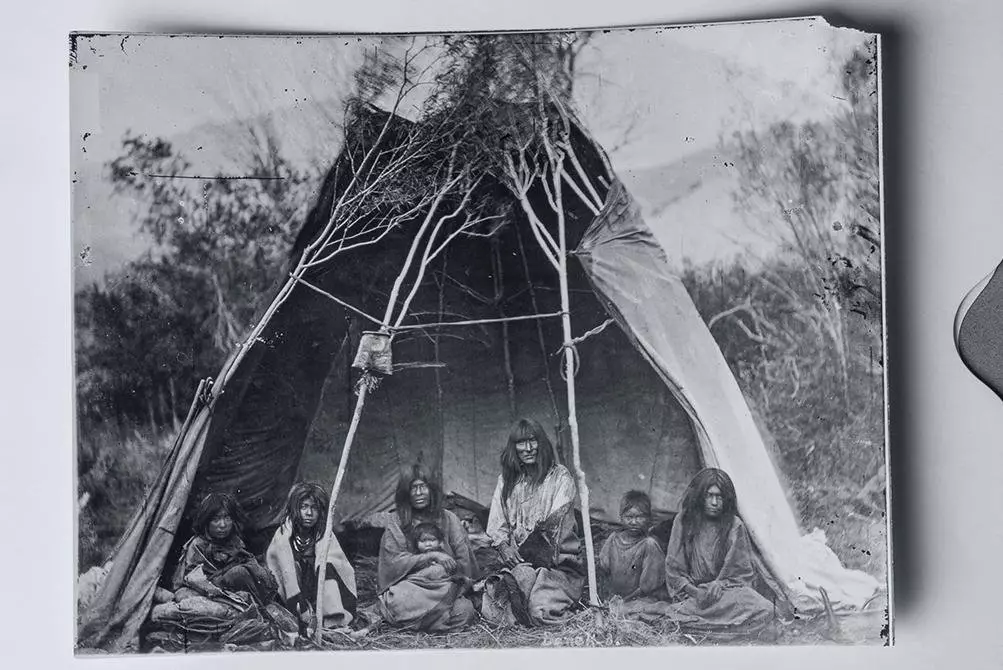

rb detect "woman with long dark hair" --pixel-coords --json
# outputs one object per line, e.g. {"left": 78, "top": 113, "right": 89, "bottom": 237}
{"left": 265, "top": 483, "right": 358, "bottom": 634}
{"left": 171, "top": 492, "right": 278, "bottom": 607}
{"left": 663, "top": 468, "right": 790, "bottom": 641}
{"left": 375, "top": 463, "right": 477, "bottom": 632}
{"left": 481, "top": 418, "right": 583, "bottom": 627}
{"left": 154, "top": 493, "right": 298, "bottom": 648}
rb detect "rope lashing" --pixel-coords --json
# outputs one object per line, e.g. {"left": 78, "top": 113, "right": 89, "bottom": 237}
{"left": 195, "top": 377, "right": 214, "bottom": 406}
{"left": 354, "top": 370, "right": 382, "bottom": 396}
{"left": 553, "top": 317, "right": 616, "bottom": 356}
{"left": 553, "top": 317, "right": 616, "bottom": 380}
{"left": 571, "top": 317, "right": 616, "bottom": 346}
{"left": 559, "top": 344, "right": 581, "bottom": 381}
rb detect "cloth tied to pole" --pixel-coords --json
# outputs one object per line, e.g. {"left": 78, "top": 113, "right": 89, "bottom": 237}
{"left": 352, "top": 331, "right": 394, "bottom": 376}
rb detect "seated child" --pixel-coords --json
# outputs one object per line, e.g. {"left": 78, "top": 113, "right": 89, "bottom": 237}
{"left": 171, "top": 492, "right": 280, "bottom": 609}
{"left": 265, "top": 483, "right": 357, "bottom": 635}
{"left": 598, "top": 491, "right": 668, "bottom": 603}
{"left": 146, "top": 492, "right": 298, "bottom": 650}
{"left": 377, "top": 522, "right": 477, "bottom": 632}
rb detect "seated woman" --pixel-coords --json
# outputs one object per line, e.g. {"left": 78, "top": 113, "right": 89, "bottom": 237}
{"left": 265, "top": 483, "right": 358, "bottom": 634}
{"left": 378, "top": 522, "right": 476, "bottom": 632}
{"left": 171, "top": 492, "right": 279, "bottom": 609}
{"left": 481, "top": 419, "right": 583, "bottom": 627}
{"left": 598, "top": 490, "right": 668, "bottom": 604}
{"left": 153, "top": 492, "right": 299, "bottom": 649}
{"left": 663, "top": 468, "right": 790, "bottom": 642}
{"left": 376, "top": 464, "right": 478, "bottom": 632}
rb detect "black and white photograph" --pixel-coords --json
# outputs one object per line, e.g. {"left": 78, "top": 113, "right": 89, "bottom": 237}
{"left": 71, "top": 18, "right": 889, "bottom": 654}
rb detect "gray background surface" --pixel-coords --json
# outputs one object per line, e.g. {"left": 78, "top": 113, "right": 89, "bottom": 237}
{"left": 3, "top": 0, "right": 1001, "bottom": 667}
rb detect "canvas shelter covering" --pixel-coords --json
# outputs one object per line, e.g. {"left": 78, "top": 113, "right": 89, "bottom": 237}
{"left": 78, "top": 108, "right": 879, "bottom": 653}
{"left": 575, "top": 180, "right": 881, "bottom": 611}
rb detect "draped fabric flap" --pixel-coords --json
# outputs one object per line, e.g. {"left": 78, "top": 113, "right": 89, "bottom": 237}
{"left": 574, "top": 179, "right": 880, "bottom": 612}
{"left": 77, "top": 400, "right": 215, "bottom": 652}
{"left": 77, "top": 268, "right": 347, "bottom": 652}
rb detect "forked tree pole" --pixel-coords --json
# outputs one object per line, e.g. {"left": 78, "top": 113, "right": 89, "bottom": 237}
{"left": 311, "top": 165, "right": 468, "bottom": 641}
{"left": 314, "top": 377, "right": 371, "bottom": 644}
{"left": 555, "top": 183, "right": 600, "bottom": 606}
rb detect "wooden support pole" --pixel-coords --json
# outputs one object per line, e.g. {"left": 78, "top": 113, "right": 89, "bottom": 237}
{"left": 314, "top": 377, "right": 371, "bottom": 644}
{"left": 555, "top": 190, "right": 600, "bottom": 607}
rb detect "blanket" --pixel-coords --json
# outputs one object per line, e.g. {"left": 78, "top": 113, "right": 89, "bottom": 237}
{"left": 265, "top": 520, "right": 357, "bottom": 630}
{"left": 664, "top": 515, "right": 789, "bottom": 640}
{"left": 377, "top": 563, "right": 475, "bottom": 633}
{"left": 482, "top": 464, "right": 584, "bottom": 626}
{"left": 377, "top": 509, "right": 477, "bottom": 589}
{"left": 481, "top": 562, "right": 583, "bottom": 627}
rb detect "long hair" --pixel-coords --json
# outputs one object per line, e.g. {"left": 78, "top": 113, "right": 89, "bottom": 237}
{"left": 394, "top": 463, "right": 442, "bottom": 534}
{"left": 193, "top": 492, "right": 247, "bottom": 542}
{"left": 500, "top": 418, "right": 556, "bottom": 503}
{"left": 677, "top": 468, "right": 738, "bottom": 571}
{"left": 285, "top": 482, "right": 329, "bottom": 539}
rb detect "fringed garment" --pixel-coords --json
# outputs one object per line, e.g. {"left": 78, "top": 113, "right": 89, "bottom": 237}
{"left": 482, "top": 464, "right": 583, "bottom": 627}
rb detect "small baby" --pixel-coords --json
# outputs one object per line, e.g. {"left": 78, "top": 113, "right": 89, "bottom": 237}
{"left": 411, "top": 522, "right": 475, "bottom": 594}
{"left": 416, "top": 522, "right": 445, "bottom": 551}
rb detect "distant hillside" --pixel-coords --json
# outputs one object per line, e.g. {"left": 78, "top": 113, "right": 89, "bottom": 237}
{"left": 621, "top": 142, "right": 777, "bottom": 269}
{"left": 578, "top": 29, "right": 832, "bottom": 174}
{"left": 168, "top": 96, "right": 348, "bottom": 175}
{"left": 621, "top": 144, "right": 736, "bottom": 216}
{"left": 74, "top": 136, "right": 765, "bottom": 287}
{"left": 74, "top": 29, "right": 836, "bottom": 287}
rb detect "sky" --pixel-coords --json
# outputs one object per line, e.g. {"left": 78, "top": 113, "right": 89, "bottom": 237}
{"left": 578, "top": 19, "right": 867, "bottom": 169}
{"left": 70, "top": 19, "right": 872, "bottom": 285}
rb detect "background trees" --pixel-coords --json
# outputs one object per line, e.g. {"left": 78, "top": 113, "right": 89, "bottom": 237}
{"left": 706, "top": 43, "right": 885, "bottom": 555}
{"left": 75, "top": 129, "right": 312, "bottom": 567}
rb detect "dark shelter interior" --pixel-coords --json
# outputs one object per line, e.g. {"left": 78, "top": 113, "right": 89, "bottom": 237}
{"left": 162, "top": 106, "right": 702, "bottom": 581}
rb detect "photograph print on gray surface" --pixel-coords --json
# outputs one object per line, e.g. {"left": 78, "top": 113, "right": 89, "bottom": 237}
{"left": 72, "top": 18, "right": 890, "bottom": 653}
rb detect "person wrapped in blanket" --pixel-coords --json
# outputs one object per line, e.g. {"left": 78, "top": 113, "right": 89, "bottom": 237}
{"left": 481, "top": 418, "right": 584, "bottom": 627}
{"left": 377, "top": 522, "right": 477, "bottom": 632}
{"left": 661, "top": 468, "right": 792, "bottom": 642}
{"left": 265, "top": 483, "right": 358, "bottom": 635}
{"left": 376, "top": 464, "right": 478, "bottom": 632}
{"left": 149, "top": 492, "right": 299, "bottom": 648}
{"left": 597, "top": 490, "right": 668, "bottom": 614}
{"left": 171, "top": 492, "right": 279, "bottom": 606}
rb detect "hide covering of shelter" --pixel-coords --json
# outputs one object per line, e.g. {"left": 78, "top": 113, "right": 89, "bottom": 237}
{"left": 78, "top": 107, "right": 880, "bottom": 653}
